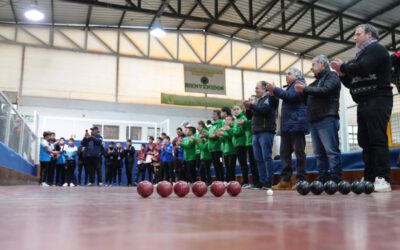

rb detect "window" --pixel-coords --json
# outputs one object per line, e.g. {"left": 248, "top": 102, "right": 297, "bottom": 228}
{"left": 348, "top": 125, "right": 360, "bottom": 151}
{"left": 126, "top": 126, "right": 142, "bottom": 141}
{"left": 147, "top": 127, "right": 160, "bottom": 138}
{"left": 93, "top": 124, "right": 119, "bottom": 140}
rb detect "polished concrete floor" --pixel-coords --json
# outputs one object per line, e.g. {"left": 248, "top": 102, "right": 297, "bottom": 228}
{"left": 0, "top": 186, "right": 399, "bottom": 250}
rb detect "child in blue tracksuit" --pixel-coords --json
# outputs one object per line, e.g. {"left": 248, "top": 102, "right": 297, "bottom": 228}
{"left": 160, "top": 136, "right": 174, "bottom": 182}
{"left": 175, "top": 143, "right": 185, "bottom": 181}
{"left": 63, "top": 138, "right": 78, "bottom": 186}
{"left": 39, "top": 131, "right": 57, "bottom": 186}
{"left": 55, "top": 137, "right": 67, "bottom": 186}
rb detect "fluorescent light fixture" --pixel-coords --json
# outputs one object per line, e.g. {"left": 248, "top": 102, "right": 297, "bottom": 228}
{"left": 150, "top": 27, "right": 166, "bottom": 38}
{"left": 24, "top": 6, "right": 44, "bottom": 21}
{"left": 150, "top": 19, "right": 166, "bottom": 38}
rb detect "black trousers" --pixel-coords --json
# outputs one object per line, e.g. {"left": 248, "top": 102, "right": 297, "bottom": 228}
{"left": 86, "top": 157, "right": 102, "bottom": 184}
{"left": 47, "top": 158, "right": 57, "bottom": 185}
{"left": 200, "top": 159, "right": 212, "bottom": 184}
{"left": 77, "top": 160, "right": 88, "bottom": 185}
{"left": 154, "top": 165, "right": 162, "bottom": 183}
{"left": 146, "top": 163, "right": 154, "bottom": 183}
{"left": 135, "top": 163, "right": 146, "bottom": 183}
{"left": 65, "top": 160, "right": 76, "bottom": 185}
{"left": 56, "top": 164, "right": 66, "bottom": 186}
{"left": 186, "top": 160, "right": 197, "bottom": 183}
{"left": 224, "top": 154, "right": 237, "bottom": 182}
{"left": 105, "top": 161, "right": 113, "bottom": 184}
{"left": 211, "top": 151, "right": 224, "bottom": 181}
{"left": 247, "top": 146, "right": 259, "bottom": 185}
{"left": 279, "top": 131, "right": 307, "bottom": 183}
{"left": 160, "top": 161, "right": 173, "bottom": 182}
{"left": 113, "top": 161, "right": 123, "bottom": 184}
{"left": 175, "top": 159, "right": 186, "bottom": 181}
{"left": 40, "top": 161, "right": 50, "bottom": 184}
{"left": 357, "top": 96, "right": 393, "bottom": 182}
{"left": 236, "top": 147, "right": 249, "bottom": 184}
{"left": 195, "top": 154, "right": 201, "bottom": 179}
{"left": 125, "top": 160, "right": 134, "bottom": 185}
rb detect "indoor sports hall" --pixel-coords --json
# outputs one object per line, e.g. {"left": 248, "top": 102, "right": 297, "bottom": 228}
{"left": 1, "top": 0, "right": 400, "bottom": 249}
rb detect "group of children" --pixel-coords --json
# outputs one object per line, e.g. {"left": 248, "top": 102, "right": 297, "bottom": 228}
{"left": 39, "top": 132, "right": 79, "bottom": 187}
{"left": 39, "top": 131, "right": 136, "bottom": 187}
{"left": 39, "top": 104, "right": 258, "bottom": 188}
{"left": 134, "top": 105, "right": 258, "bottom": 188}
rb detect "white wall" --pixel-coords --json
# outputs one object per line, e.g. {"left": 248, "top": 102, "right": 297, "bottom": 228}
{"left": 0, "top": 44, "right": 22, "bottom": 92}
{"left": 23, "top": 48, "right": 117, "bottom": 102}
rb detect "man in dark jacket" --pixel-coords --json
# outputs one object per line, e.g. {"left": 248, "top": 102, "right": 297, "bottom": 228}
{"left": 268, "top": 67, "right": 309, "bottom": 190}
{"left": 81, "top": 126, "right": 103, "bottom": 186}
{"left": 331, "top": 24, "right": 393, "bottom": 192}
{"left": 244, "top": 81, "right": 279, "bottom": 189}
{"left": 124, "top": 139, "right": 136, "bottom": 186}
{"left": 295, "top": 55, "right": 342, "bottom": 183}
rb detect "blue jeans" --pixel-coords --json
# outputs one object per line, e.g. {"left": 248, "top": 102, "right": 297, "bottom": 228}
{"left": 310, "top": 116, "right": 341, "bottom": 181}
{"left": 252, "top": 132, "right": 275, "bottom": 186}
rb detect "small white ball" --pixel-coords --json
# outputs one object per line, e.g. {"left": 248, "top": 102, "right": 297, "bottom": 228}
{"left": 266, "top": 189, "right": 274, "bottom": 196}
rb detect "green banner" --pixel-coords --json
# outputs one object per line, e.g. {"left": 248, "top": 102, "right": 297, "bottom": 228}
{"left": 161, "top": 93, "right": 242, "bottom": 108}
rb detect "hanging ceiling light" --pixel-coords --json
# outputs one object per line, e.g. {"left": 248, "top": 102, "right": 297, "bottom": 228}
{"left": 150, "top": 20, "right": 166, "bottom": 38}
{"left": 24, "top": 5, "right": 45, "bottom": 22}
{"left": 251, "top": 30, "right": 263, "bottom": 48}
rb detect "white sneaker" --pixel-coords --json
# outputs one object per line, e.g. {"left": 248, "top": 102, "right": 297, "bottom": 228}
{"left": 374, "top": 177, "right": 392, "bottom": 192}
{"left": 41, "top": 182, "right": 49, "bottom": 187}
{"left": 62, "top": 183, "right": 68, "bottom": 187}
{"left": 223, "top": 181, "right": 228, "bottom": 187}
{"left": 87, "top": 183, "right": 93, "bottom": 186}
{"left": 98, "top": 182, "right": 103, "bottom": 186}
{"left": 70, "top": 183, "right": 75, "bottom": 187}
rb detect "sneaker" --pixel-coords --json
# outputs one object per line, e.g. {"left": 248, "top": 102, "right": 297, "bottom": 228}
{"left": 223, "top": 181, "right": 228, "bottom": 187}
{"left": 272, "top": 181, "right": 292, "bottom": 190}
{"left": 70, "top": 183, "right": 75, "bottom": 187}
{"left": 242, "top": 184, "right": 250, "bottom": 189}
{"left": 62, "top": 183, "right": 68, "bottom": 187}
{"left": 374, "top": 177, "right": 392, "bottom": 192}
{"left": 40, "top": 182, "right": 49, "bottom": 187}
{"left": 98, "top": 182, "right": 103, "bottom": 187}
{"left": 87, "top": 183, "right": 93, "bottom": 186}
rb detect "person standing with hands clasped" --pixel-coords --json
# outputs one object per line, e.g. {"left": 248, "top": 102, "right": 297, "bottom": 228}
{"left": 295, "top": 55, "right": 342, "bottom": 184}
{"left": 267, "top": 68, "right": 309, "bottom": 190}
{"left": 243, "top": 81, "right": 278, "bottom": 189}
{"left": 331, "top": 24, "right": 393, "bottom": 192}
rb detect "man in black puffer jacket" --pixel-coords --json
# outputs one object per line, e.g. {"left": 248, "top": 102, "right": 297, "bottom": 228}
{"left": 295, "top": 55, "right": 342, "bottom": 183}
{"left": 81, "top": 126, "right": 104, "bottom": 186}
{"left": 331, "top": 24, "right": 393, "bottom": 192}
{"left": 244, "top": 81, "right": 278, "bottom": 189}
